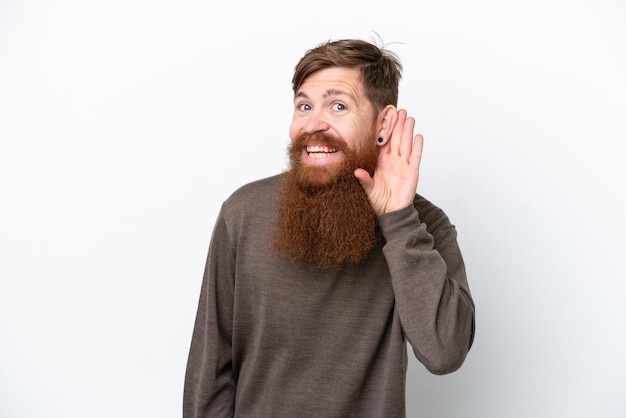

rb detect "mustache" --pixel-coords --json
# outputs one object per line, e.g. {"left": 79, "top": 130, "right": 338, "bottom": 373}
{"left": 291, "top": 132, "right": 349, "bottom": 152}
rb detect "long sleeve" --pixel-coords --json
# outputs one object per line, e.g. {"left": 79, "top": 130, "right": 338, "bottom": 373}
{"left": 183, "top": 176, "right": 475, "bottom": 416}
{"left": 378, "top": 196, "right": 475, "bottom": 375}
{"left": 183, "top": 213, "right": 236, "bottom": 417}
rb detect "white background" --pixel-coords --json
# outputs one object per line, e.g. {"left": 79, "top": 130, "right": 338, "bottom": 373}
{"left": 1, "top": 0, "right": 625, "bottom": 417}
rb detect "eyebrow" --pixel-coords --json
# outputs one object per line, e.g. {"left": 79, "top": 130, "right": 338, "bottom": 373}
{"left": 295, "top": 88, "right": 357, "bottom": 103}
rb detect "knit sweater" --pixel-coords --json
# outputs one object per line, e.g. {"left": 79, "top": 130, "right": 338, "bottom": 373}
{"left": 183, "top": 174, "right": 475, "bottom": 417}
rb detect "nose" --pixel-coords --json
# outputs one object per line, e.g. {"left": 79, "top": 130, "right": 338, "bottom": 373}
{"left": 303, "top": 109, "right": 330, "bottom": 134}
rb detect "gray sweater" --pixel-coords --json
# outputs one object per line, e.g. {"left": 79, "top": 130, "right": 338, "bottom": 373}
{"left": 184, "top": 174, "right": 475, "bottom": 417}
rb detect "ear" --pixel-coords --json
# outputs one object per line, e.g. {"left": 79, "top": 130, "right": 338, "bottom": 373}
{"left": 376, "top": 105, "right": 398, "bottom": 145}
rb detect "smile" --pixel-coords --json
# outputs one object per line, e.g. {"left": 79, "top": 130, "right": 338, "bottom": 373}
{"left": 306, "top": 145, "right": 338, "bottom": 159}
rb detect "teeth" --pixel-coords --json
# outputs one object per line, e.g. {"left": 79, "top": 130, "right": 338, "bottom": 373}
{"left": 309, "top": 152, "right": 331, "bottom": 159}
{"left": 307, "top": 145, "right": 337, "bottom": 154}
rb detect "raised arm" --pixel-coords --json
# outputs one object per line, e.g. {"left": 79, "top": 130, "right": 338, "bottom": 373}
{"left": 358, "top": 109, "right": 475, "bottom": 373}
{"left": 379, "top": 201, "right": 475, "bottom": 374}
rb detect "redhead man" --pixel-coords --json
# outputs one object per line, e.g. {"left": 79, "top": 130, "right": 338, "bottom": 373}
{"left": 184, "top": 38, "right": 475, "bottom": 417}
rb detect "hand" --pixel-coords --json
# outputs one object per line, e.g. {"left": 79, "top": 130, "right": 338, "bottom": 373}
{"left": 354, "top": 109, "right": 423, "bottom": 215}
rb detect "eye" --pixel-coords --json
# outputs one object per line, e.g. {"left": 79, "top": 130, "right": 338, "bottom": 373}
{"left": 332, "top": 103, "right": 347, "bottom": 111}
{"left": 297, "top": 103, "right": 312, "bottom": 111}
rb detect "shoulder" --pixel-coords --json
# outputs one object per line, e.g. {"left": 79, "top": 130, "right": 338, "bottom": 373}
{"left": 225, "top": 173, "right": 283, "bottom": 205}
{"left": 220, "top": 173, "right": 283, "bottom": 220}
{"left": 229, "top": 173, "right": 283, "bottom": 197}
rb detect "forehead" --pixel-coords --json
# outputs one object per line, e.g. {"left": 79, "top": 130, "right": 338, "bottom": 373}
{"left": 296, "top": 67, "right": 364, "bottom": 99}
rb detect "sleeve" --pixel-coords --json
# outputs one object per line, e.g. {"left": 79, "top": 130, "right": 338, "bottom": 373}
{"left": 183, "top": 211, "right": 236, "bottom": 417}
{"left": 378, "top": 200, "right": 475, "bottom": 375}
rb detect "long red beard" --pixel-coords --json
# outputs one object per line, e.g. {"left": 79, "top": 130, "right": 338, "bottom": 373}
{"left": 272, "top": 132, "right": 380, "bottom": 268}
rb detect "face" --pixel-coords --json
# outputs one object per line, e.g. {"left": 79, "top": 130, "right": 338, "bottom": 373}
{"left": 289, "top": 67, "right": 378, "bottom": 186}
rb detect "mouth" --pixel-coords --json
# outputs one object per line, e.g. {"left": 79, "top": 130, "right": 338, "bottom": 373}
{"left": 305, "top": 145, "right": 339, "bottom": 159}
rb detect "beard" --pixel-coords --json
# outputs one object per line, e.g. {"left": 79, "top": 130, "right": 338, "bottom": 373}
{"left": 272, "top": 132, "right": 380, "bottom": 269}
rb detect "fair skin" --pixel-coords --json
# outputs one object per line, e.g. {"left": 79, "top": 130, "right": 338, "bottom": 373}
{"left": 289, "top": 67, "right": 424, "bottom": 215}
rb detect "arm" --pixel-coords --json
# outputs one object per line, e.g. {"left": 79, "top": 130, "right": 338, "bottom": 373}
{"left": 379, "top": 202, "right": 475, "bottom": 374}
{"left": 356, "top": 109, "right": 474, "bottom": 373}
{"left": 183, "top": 213, "right": 236, "bottom": 417}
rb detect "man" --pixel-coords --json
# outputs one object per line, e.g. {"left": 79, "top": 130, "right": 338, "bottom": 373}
{"left": 184, "top": 39, "right": 475, "bottom": 417}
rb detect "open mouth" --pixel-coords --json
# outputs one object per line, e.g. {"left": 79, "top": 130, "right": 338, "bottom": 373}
{"left": 306, "top": 145, "right": 338, "bottom": 159}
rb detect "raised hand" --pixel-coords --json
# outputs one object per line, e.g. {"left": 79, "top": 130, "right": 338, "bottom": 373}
{"left": 354, "top": 109, "right": 423, "bottom": 215}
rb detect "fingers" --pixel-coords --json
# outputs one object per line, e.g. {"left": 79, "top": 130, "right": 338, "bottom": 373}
{"left": 389, "top": 109, "right": 407, "bottom": 156}
{"left": 389, "top": 109, "right": 417, "bottom": 164}
{"left": 400, "top": 116, "right": 416, "bottom": 162}
{"left": 411, "top": 133, "right": 424, "bottom": 169}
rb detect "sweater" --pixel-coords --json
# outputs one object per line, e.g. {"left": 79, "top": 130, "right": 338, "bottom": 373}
{"left": 183, "top": 173, "right": 475, "bottom": 417}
